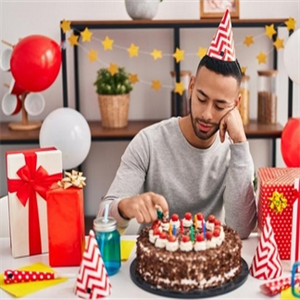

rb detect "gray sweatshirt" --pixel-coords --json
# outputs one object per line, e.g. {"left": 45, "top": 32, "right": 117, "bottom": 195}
{"left": 98, "top": 117, "right": 257, "bottom": 239}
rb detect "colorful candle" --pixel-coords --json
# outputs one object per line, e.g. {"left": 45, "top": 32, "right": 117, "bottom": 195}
{"left": 194, "top": 214, "right": 198, "bottom": 229}
{"left": 169, "top": 222, "right": 172, "bottom": 236}
{"left": 190, "top": 226, "right": 194, "bottom": 242}
{"left": 202, "top": 219, "right": 206, "bottom": 237}
{"left": 172, "top": 224, "right": 176, "bottom": 236}
{"left": 180, "top": 219, "right": 184, "bottom": 233}
{"left": 157, "top": 209, "right": 163, "bottom": 220}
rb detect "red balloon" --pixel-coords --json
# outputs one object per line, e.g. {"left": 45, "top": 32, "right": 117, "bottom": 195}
{"left": 10, "top": 35, "right": 61, "bottom": 92}
{"left": 281, "top": 118, "right": 300, "bottom": 167}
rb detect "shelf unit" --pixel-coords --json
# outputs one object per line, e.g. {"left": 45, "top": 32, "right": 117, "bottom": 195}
{"left": 59, "top": 18, "right": 292, "bottom": 167}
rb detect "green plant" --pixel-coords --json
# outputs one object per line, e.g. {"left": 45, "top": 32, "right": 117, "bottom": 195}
{"left": 94, "top": 67, "right": 133, "bottom": 95}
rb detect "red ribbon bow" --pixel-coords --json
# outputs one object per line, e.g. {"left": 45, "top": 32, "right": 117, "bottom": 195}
{"left": 7, "top": 151, "right": 62, "bottom": 255}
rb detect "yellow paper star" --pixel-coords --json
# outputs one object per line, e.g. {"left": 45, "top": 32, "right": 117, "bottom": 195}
{"left": 87, "top": 49, "right": 98, "bottom": 62}
{"left": 243, "top": 35, "right": 254, "bottom": 47}
{"left": 68, "top": 34, "right": 79, "bottom": 46}
{"left": 273, "top": 37, "right": 284, "bottom": 50}
{"left": 151, "top": 49, "right": 162, "bottom": 60}
{"left": 175, "top": 82, "right": 185, "bottom": 96}
{"left": 197, "top": 47, "right": 207, "bottom": 59}
{"left": 285, "top": 17, "right": 296, "bottom": 31}
{"left": 256, "top": 51, "right": 267, "bottom": 64}
{"left": 127, "top": 43, "right": 139, "bottom": 58}
{"left": 102, "top": 36, "right": 114, "bottom": 51}
{"left": 81, "top": 27, "right": 93, "bottom": 42}
{"left": 265, "top": 24, "right": 277, "bottom": 39}
{"left": 60, "top": 19, "right": 71, "bottom": 33}
{"left": 129, "top": 73, "right": 139, "bottom": 84}
{"left": 241, "top": 66, "right": 247, "bottom": 75}
{"left": 151, "top": 80, "right": 161, "bottom": 91}
{"left": 173, "top": 48, "right": 184, "bottom": 63}
{"left": 108, "top": 63, "right": 118, "bottom": 76}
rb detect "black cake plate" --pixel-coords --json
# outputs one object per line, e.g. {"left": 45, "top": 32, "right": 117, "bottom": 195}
{"left": 130, "top": 258, "right": 249, "bottom": 298}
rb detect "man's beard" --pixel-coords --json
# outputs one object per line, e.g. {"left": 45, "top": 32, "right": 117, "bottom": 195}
{"left": 189, "top": 97, "right": 219, "bottom": 141}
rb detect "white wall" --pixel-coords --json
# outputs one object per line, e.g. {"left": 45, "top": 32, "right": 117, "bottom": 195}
{"left": 1, "top": 1, "right": 300, "bottom": 219}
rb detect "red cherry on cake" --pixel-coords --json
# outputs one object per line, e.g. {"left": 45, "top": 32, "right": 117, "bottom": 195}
{"left": 160, "top": 232, "right": 167, "bottom": 239}
{"left": 182, "top": 235, "right": 190, "bottom": 242}
{"left": 168, "top": 235, "right": 177, "bottom": 242}
{"left": 196, "top": 213, "right": 204, "bottom": 220}
{"left": 171, "top": 214, "right": 179, "bottom": 221}
{"left": 153, "top": 228, "right": 161, "bottom": 235}
{"left": 214, "top": 225, "right": 221, "bottom": 231}
{"left": 152, "top": 219, "right": 161, "bottom": 229}
{"left": 206, "top": 231, "right": 213, "bottom": 240}
{"left": 196, "top": 234, "right": 204, "bottom": 242}
{"left": 214, "top": 219, "right": 221, "bottom": 226}
{"left": 208, "top": 215, "right": 215, "bottom": 223}
{"left": 213, "top": 229, "right": 220, "bottom": 237}
{"left": 184, "top": 212, "right": 192, "bottom": 220}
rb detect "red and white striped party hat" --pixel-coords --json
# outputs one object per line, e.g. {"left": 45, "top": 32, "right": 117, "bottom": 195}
{"left": 207, "top": 9, "right": 236, "bottom": 61}
{"left": 250, "top": 214, "right": 283, "bottom": 280}
{"left": 74, "top": 230, "right": 111, "bottom": 299}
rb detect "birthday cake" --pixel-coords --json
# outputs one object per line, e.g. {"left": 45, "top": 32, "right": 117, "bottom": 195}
{"left": 135, "top": 212, "right": 243, "bottom": 292}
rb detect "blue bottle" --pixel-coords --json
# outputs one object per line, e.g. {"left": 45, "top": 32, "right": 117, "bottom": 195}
{"left": 93, "top": 217, "right": 121, "bottom": 276}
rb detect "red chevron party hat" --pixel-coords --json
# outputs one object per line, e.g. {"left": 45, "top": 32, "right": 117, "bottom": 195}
{"left": 75, "top": 230, "right": 111, "bottom": 299}
{"left": 207, "top": 9, "right": 236, "bottom": 61}
{"left": 249, "top": 215, "right": 283, "bottom": 280}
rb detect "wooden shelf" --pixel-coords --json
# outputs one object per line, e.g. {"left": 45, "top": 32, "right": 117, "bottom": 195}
{"left": 0, "top": 119, "right": 283, "bottom": 144}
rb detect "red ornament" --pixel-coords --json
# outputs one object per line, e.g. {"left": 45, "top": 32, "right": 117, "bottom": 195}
{"left": 10, "top": 35, "right": 61, "bottom": 92}
{"left": 281, "top": 118, "right": 300, "bottom": 167}
{"left": 184, "top": 212, "right": 192, "bottom": 220}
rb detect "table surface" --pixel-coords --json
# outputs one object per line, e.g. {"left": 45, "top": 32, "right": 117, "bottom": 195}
{"left": 0, "top": 234, "right": 292, "bottom": 299}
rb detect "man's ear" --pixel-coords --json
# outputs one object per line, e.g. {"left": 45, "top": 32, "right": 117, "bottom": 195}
{"left": 188, "top": 75, "right": 195, "bottom": 98}
{"left": 235, "top": 93, "right": 241, "bottom": 107}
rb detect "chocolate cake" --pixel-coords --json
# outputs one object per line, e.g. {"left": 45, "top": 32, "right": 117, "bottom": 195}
{"left": 135, "top": 213, "right": 243, "bottom": 292}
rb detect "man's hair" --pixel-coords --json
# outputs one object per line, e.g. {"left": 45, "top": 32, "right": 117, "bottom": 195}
{"left": 196, "top": 55, "right": 242, "bottom": 86}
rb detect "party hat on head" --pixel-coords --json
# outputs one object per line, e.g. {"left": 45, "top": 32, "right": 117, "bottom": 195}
{"left": 74, "top": 230, "right": 111, "bottom": 299}
{"left": 249, "top": 214, "right": 282, "bottom": 280}
{"left": 207, "top": 9, "right": 236, "bottom": 61}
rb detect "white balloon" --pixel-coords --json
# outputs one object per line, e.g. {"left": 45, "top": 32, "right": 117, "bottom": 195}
{"left": 284, "top": 28, "right": 300, "bottom": 85}
{"left": 39, "top": 108, "right": 91, "bottom": 170}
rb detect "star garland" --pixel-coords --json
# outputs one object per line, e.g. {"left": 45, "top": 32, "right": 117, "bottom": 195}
{"left": 60, "top": 17, "right": 296, "bottom": 94}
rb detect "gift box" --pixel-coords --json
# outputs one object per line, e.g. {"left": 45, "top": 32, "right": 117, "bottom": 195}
{"left": 46, "top": 171, "right": 85, "bottom": 267}
{"left": 257, "top": 167, "right": 300, "bottom": 260}
{"left": 291, "top": 178, "right": 300, "bottom": 270}
{"left": 6, "top": 147, "right": 62, "bottom": 258}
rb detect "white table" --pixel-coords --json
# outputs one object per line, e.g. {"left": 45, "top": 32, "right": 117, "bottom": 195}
{"left": 0, "top": 234, "right": 292, "bottom": 299}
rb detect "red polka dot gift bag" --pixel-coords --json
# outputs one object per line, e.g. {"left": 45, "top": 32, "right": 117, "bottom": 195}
{"left": 257, "top": 167, "right": 300, "bottom": 260}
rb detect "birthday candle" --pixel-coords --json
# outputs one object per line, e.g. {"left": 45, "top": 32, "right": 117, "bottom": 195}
{"left": 172, "top": 224, "right": 176, "bottom": 236}
{"left": 202, "top": 219, "right": 206, "bottom": 237}
{"left": 190, "top": 226, "right": 194, "bottom": 242}
{"left": 169, "top": 222, "right": 172, "bottom": 236}
{"left": 180, "top": 219, "right": 184, "bottom": 233}
{"left": 194, "top": 214, "right": 198, "bottom": 229}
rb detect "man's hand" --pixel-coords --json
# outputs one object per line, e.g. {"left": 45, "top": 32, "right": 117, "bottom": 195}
{"left": 219, "top": 106, "right": 247, "bottom": 143}
{"left": 118, "top": 192, "right": 169, "bottom": 224}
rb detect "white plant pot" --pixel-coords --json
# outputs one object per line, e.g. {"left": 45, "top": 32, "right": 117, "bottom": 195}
{"left": 125, "top": 0, "right": 160, "bottom": 20}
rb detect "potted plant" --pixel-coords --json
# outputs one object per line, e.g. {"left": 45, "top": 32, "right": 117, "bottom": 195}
{"left": 94, "top": 66, "right": 133, "bottom": 128}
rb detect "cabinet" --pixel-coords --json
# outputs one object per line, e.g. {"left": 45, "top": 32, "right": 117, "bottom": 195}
{"left": 59, "top": 18, "right": 292, "bottom": 167}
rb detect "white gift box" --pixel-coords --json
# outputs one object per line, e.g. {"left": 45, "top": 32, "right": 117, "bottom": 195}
{"left": 6, "top": 147, "right": 62, "bottom": 258}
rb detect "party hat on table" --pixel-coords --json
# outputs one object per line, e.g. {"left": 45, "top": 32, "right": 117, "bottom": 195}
{"left": 250, "top": 214, "right": 282, "bottom": 279}
{"left": 207, "top": 9, "right": 236, "bottom": 61}
{"left": 74, "top": 230, "right": 111, "bottom": 299}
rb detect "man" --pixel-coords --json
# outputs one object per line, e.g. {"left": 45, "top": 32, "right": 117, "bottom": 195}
{"left": 97, "top": 10, "right": 257, "bottom": 239}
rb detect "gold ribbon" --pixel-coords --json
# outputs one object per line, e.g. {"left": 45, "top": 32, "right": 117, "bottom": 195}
{"left": 268, "top": 190, "right": 288, "bottom": 213}
{"left": 57, "top": 170, "right": 86, "bottom": 189}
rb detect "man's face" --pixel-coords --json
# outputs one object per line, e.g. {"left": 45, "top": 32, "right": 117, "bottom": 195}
{"left": 188, "top": 66, "right": 240, "bottom": 141}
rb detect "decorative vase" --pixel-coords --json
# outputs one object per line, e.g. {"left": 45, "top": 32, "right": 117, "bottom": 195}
{"left": 125, "top": 0, "right": 160, "bottom": 20}
{"left": 98, "top": 94, "right": 130, "bottom": 128}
